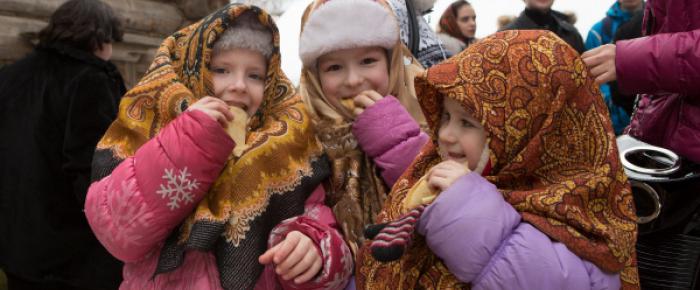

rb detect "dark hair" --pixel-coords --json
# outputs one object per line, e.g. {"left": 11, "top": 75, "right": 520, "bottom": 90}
{"left": 39, "top": 0, "right": 124, "bottom": 52}
{"left": 449, "top": 0, "right": 472, "bottom": 16}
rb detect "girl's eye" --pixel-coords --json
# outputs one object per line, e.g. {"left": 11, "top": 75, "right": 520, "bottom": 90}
{"left": 461, "top": 119, "right": 474, "bottom": 128}
{"left": 441, "top": 112, "right": 450, "bottom": 122}
{"left": 323, "top": 64, "right": 342, "bottom": 72}
{"left": 361, "top": 58, "right": 378, "bottom": 65}
{"left": 212, "top": 67, "right": 228, "bottom": 74}
{"left": 249, "top": 73, "right": 264, "bottom": 81}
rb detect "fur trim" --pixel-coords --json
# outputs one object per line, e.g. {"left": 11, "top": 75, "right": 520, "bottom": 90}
{"left": 474, "top": 143, "right": 490, "bottom": 175}
{"left": 436, "top": 33, "right": 465, "bottom": 56}
{"left": 214, "top": 12, "right": 273, "bottom": 59}
{"left": 299, "top": 0, "right": 399, "bottom": 67}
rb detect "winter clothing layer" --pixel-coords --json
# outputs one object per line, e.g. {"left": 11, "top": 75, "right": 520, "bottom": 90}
{"left": 501, "top": 8, "right": 585, "bottom": 53}
{"left": 386, "top": 0, "right": 450, "bottom": 68}
{"left": 298, "top": 0, "right": 429, "bottom": 257}
{"left": 357, "top": 30, "right": 639, "bottom": 289}
{"left": 585, "top": 1, "right": 641, "bottom": 135}
{"left": 0, "top": 42, "right": 125, "bottom": 290}
{"left": 86, "top": 4, "right": 351, "bottom": 289}
{"left": 86, "top": 110, "right": 352, "bottom": 290}
{"left": 616, "top": 0, "right": 700, "bottom": 163}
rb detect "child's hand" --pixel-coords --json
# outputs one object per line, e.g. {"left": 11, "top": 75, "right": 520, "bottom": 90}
{"left": 352, "top": 90, "right": 384, "bottom": 116}
{"left": 427, "top": 160, "right": 471, "bottom": 192}
{"left": 186, "top": 97, "right": 234, "bottom": 128}
{"left": 258, "top": 231, "right": 322, "bottom": 284}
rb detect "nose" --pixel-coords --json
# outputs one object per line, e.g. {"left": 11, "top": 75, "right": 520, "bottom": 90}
{"left": 226, "top": 73, "right": 247, "bottom": 93}
{"left": 344, "top": 67, "right": 364, "bottom": 89}
{"left": 439, "top": 123, "right": 457, "bottom": 144}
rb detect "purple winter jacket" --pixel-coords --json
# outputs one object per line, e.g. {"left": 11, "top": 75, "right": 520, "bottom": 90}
{"left": 616, "top": 0, "right": 700, "bottom": 163}
{"left": 350, "top": 96, "right": 619, "bottom": 289}
{"left": 417, "top": 174, "right": 621, "bottom": 290}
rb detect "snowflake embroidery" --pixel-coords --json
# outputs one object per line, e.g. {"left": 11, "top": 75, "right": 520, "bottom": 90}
{"left": 156, "top": 167, "right": 199, "bottom": 210}
{"left": 109, "top": 180, "right": 150, "bottom": 247}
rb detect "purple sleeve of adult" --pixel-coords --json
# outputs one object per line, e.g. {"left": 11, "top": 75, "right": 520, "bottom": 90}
{"left": 616, "top": 29, "right": 700, "bottom": 97}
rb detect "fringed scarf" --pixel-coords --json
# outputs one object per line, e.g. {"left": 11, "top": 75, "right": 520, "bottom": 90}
{"left": 298, "top": 0, "right": 427, "bottom": 258}
{"left": 357, "top": 30, "right": 640, "bottom": 289}
{"left": 91, "top": 4, "right": 328, "bottom": 289}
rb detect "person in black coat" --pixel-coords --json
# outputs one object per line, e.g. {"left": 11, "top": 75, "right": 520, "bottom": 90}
{"left": 500, "top": 0, "right": 585, "bottom": 54}
{"left": 0, "top": 0, "right": 126, "bottom": 289}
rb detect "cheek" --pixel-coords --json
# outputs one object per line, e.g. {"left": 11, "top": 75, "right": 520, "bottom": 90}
{"left": 249, "top": 84, "right": 265, "bottom": 112}
{"left": 319, "top": 74, "right": 341, "bottom": 101}
{"left": 211, "top": 75, "right": 226, "bottom": 96}
{"left": 369, "top": 68, "right": 390, "bottom": 96}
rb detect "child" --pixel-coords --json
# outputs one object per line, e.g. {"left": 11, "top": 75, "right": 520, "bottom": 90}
{"left": 358, "top": 30, "right": 640, "bottom": 290}
{"left": 85, "top": 4, "right": 352, "bottom": 290}
{"left": 297, "top": 0, "right": 431, "bottom": 258}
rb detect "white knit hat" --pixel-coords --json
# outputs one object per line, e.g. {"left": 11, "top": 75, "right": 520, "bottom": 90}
{"left": 299, "top": 0, "right": 399, "bottom": 67}
{"left": 214, "top": 11, "right": 273, "bottom": 59}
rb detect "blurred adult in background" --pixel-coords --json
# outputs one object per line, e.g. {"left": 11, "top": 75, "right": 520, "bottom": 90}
{"left": 436, "top": 0, "right": 477, "bottom": 56}
{"left": 607, "top": 11, "right": 644, "bottom": 117}
{"left": 585, "top": 0, "right": 644, "bottom": 135}
{"left": 501, "top": 0, "right": 585, "bottom": 53}
{"left": 0, "top": 0, "right": 125, "bottom": 289}
{"left": 387, "top": 0, "right": 451, "bottom": 68}
{"left": 583, "top": 1, "right": 700, "bottom": 287}
{"left": 582, "top": 0, "right": 700, "bottom": 164}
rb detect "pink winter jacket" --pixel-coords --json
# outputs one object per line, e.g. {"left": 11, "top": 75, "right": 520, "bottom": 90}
{"left": 616, "top": 0, "right": 700, "bottom": 163}
{"left": 84, "top": 110, "right": 353, "bottom": 290}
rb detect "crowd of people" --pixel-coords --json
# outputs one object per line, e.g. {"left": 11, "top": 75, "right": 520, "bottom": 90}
{"left": 1, "top": 0, "right": 698, "bottom": 289}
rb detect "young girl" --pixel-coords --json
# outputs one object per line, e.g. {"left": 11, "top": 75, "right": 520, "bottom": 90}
{"left": 358, "top": 30, "right": 640, "bottom": 289}
{"left": 85, "top": 4, "right": 352, "bottom": 290}
{"left": 297, "top": 0, "right": 431, "bottom": 259}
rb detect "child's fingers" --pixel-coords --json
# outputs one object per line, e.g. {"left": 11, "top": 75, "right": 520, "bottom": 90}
{"left": 276, "top": 238, "right": 308, "bottom": 275}
{"left": 428, "top": 175, "right": 449, "bottom": 191}
{"left": 354, "top": 94, "right": 375, "bottom": 109}
{"left": 294, "top": 254, "right": 323, "bottom": 284}
{"left": 360, "top": 90, "right": 384, "bottom": 102}
{"left": 353, "top": 107, "right": 364, "bottom": 116}
{"left": 272, "top": 233, "right": 299, "bottom": 264}
{"left": 258, "top": 242, "right": 281, "bottom": 265}
{"left": 283, "top": 249, "right": 318, "bottom": 280}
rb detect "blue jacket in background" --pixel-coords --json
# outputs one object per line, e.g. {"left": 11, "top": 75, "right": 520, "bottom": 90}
{"left": 585, "top": 2, "right": 640, "bottom": 135}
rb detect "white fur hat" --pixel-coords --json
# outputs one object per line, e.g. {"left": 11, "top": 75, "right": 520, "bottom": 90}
{"left": 214, "top": 11, "right": 273, "bottom": 59}
{"left": 299, "top": 0, "right": 399, "bottom": 67}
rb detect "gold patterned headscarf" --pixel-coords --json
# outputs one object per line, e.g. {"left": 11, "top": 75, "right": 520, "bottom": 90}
{"left": 298, "top": 0, "right": 427, "bottom": 257}
{"left": 92, "top": 4, "right": 327, "bottom": 289}
{"left": 358, "top": 30, "right": 639, "bottom": 289}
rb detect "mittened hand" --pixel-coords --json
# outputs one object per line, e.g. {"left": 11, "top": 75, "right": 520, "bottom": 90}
{"left": 258, "top": 231, "right": 322, "bottom": 284}
{"left": 427, "top": 160, "right": 471, "bottom": 192}
{"left": 351, "top": 90, "right": 384, "bottom": 116}
{"left": 364, "top": 205, "right": 427, "bottom": 262}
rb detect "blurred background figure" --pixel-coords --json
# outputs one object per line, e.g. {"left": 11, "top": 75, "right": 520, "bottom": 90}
{"left": 436, "top": 0, "right": 477, "bottom": 56}
{"left": 562, "top": 10, "right": 577, "bottom": 24}
{"left": 0, "top": 0, "right": 125, "bottom": 289}
{"left": 500, "top": 0, "right": 585, "bottom": 53}
{"left": 584, "top": 0, "right": 644, "bottom": 135}
{"left": 387, "top": 0, "right": 451, "bottom": 68}
{"left": 496, "top": 14, "right": 516, "bottom": 30}
{"left": 607, "top": 10, "right": 644, "bottom": 118}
